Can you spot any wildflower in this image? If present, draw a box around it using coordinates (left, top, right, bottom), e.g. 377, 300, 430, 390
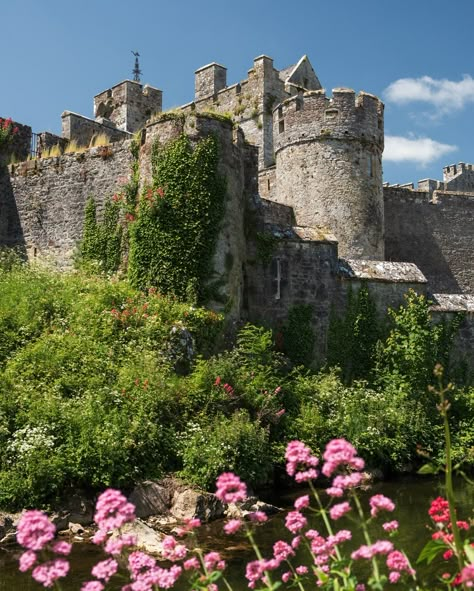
215, 472, 247, 503
17, 510, 56, 551
281, 571, 292, 582
382, 520, 399, 532
204, 552, 225, 571
104, 534, 137, 555
81, 583, 104, 591
19, 550, 37, 572
32, 559, 70, 588
460, 564, 474, 586
285, 510, 307, 533
329, 501, 351, 520
285, 440, 319, 481
161, 535, 187, 561
273, 540, 294, 561
428, 497, 450, 524
224, 519, 242, 534
369, 494, 395, 518
296, 565, 308, 575
91, 558, 118, 582
332, 472, 363, 490
183, 557, 200, 570
294, 495, 310, 510
326, 486, 344, 498
94, 489, 136, 532
322, 438, 364, 477
248, 511, 267, 523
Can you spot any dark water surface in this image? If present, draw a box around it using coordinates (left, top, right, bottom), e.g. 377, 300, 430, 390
2, 476, 473, 590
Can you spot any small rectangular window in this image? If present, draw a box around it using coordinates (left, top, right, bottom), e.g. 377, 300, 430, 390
279, 120, 285, 133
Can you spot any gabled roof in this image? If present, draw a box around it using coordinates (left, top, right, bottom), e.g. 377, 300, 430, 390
278, 55, 322, 90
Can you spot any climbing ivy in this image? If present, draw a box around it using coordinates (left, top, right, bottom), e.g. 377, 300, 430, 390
327, 284, 381, 383
127, 134, 226, 302
78, 197, 122, 273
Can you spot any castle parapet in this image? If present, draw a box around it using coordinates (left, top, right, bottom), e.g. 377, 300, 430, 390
273, 88, 384, 154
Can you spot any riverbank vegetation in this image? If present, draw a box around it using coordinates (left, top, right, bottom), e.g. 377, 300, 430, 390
0, 259, 472, 511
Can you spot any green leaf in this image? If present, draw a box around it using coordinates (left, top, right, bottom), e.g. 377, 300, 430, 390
417, 462, 440, 475
464, 542, 474, 563
416, 539, 447, 565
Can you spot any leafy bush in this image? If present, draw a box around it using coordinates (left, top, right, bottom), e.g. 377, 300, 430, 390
179, 410, 273, 490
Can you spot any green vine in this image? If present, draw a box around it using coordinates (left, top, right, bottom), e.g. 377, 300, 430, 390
78, 196, 122, 273
127, 134, 226, 302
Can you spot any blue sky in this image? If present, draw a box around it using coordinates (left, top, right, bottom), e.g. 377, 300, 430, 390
2, 0, 473, 185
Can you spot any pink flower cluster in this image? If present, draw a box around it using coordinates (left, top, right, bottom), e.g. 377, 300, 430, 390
369, 494, 395, 518
215, 472, 247, 503
285, 440, 319, 482
385, 550, 415, 583
322, 439, 365, 477
17, 510, 72, 588
94, 488, 136, 532
351, 540, 394, 560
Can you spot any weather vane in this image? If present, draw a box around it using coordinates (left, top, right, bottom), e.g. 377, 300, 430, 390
131, 51, 142, 82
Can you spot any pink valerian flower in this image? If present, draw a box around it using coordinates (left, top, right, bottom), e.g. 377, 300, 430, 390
152, 565, 182, 588
91, 558, 118, 582
161, 535, 187, 561
285, 510, 307, 533
204, 551, 226, 571
322, 439, 365, 477
273, 540, 295, 561
291, 536, 301, 549
294, 495, 310, 510
356, 585, 366, 591
215, 472, 247, 504
460, 564, 474, 586
32, 559, 70, 587
281, 571, 292, 583
328, 529, 352, 545
128, 551, 156, 579
386, 551, 415, 575
285, 440, 319, 482
94, 489, 136, 532
19, 550, 37, 572
389, 571, 401, 583
183, 557, 200, 570
52, 541, 72, 555
296, 565, 308, 575
326, 486, 344, 498
224, 519, 242, 534
104, 533, 137, 555
351, 540, 394, 560
92, 529, 108, 545
428, 497, 450, 524
329, 501, 351, 520
383, 520, 399, 532
174, 517, 201, 537
332, 472, 363, 490
249, 511, 267, 523
81, 582, 104, 591
369, 494, 395, 518
17, 510, 56, 551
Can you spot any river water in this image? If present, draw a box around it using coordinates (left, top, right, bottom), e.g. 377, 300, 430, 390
2, 476, 473, 590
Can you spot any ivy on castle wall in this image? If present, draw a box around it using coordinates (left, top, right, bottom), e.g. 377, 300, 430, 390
127, 134, 226, 302
79, 197, 122, 273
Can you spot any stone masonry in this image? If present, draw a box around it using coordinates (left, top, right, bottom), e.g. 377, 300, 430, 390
0, 54, 473, 362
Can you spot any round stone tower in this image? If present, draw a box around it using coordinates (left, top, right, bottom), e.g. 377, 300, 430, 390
273, 88, 384, 259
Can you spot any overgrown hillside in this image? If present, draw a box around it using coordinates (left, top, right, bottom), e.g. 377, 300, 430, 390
0, 261, 473, 511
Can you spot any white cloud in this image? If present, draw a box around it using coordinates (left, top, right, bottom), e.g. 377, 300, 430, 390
384, 135, 457, 166
384, 75, 474, 115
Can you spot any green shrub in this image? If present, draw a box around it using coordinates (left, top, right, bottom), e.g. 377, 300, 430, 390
179, 410, 272, 490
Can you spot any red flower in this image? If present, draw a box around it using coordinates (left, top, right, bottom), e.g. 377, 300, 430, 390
428, 497, 450, 524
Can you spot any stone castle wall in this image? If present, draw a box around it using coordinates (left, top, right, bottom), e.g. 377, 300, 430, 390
273, 89, 385, 260
0, 142, 133, 265
384, 186, 474, 294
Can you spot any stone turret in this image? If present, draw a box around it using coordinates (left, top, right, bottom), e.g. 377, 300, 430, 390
94, 80, 162, 134
273, 88, 385, 259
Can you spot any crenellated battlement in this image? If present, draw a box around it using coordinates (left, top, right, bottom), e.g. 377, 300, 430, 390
273, 88, 384, 154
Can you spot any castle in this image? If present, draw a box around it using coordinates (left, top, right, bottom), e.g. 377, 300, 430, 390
0, 54, 473, 361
